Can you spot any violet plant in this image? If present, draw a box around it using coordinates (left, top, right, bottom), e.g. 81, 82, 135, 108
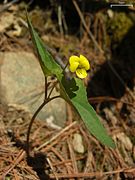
26, 12, 115, 156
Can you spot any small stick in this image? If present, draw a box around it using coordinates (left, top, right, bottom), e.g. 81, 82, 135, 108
35, 121, 77, 151
0, 0, 20, 13
72, 0, 104, 54
46, 157, 59, 180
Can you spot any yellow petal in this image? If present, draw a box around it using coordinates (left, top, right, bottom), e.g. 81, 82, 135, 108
76, 68, 87, 79
69, 55, 80, 65
79, 55, 90, 70
69, 62, 79, 72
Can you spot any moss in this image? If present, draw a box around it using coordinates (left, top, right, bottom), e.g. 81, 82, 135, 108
106, 12, 133, 49
129, 135, 135, 145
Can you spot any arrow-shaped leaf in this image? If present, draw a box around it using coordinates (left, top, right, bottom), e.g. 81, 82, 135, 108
59, 76, 115, 148
26, 13, 115, 148
26, 12, 62, 77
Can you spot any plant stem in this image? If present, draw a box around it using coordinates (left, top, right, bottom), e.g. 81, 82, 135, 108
45, 76, 48, 99
26, 73, 61, 156
26, 100, 46, 156
47, 80, 58, 99
26, 95, 60, 156
63, 61, 69, 73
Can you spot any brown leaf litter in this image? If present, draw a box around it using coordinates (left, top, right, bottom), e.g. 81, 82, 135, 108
0, 101, 135, 180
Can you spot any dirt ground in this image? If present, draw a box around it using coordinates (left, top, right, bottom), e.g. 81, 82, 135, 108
0, 1, 135, 180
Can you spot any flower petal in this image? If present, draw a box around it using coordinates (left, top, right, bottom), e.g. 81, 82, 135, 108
69, 62, 79, 72
79, 55, 90, 70
69, 55, 80, 65
76, 68, 87, 79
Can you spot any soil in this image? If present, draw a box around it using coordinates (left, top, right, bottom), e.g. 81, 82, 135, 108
0, 1, 135, 180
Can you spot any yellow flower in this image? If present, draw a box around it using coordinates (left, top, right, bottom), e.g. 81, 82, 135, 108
69, 55, 90, 79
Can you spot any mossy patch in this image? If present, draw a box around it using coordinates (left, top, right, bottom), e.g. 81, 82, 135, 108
106, 12, 133, 49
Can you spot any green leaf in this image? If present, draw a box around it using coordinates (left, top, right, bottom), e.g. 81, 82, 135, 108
59, 75, 115, 148
26, 12, 115, 148
26, 12, 62, 77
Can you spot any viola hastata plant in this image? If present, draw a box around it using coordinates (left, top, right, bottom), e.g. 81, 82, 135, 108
26, 12, 115, 156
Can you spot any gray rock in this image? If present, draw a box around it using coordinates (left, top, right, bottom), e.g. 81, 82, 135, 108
0, 52, 66, 127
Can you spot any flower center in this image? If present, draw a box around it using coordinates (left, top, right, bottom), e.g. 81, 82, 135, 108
78, 64, 84, 69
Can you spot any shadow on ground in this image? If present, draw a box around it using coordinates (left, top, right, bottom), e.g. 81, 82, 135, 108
8, 131, 50, 180
87, 24, 135, 101
27, 153, 50, 180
